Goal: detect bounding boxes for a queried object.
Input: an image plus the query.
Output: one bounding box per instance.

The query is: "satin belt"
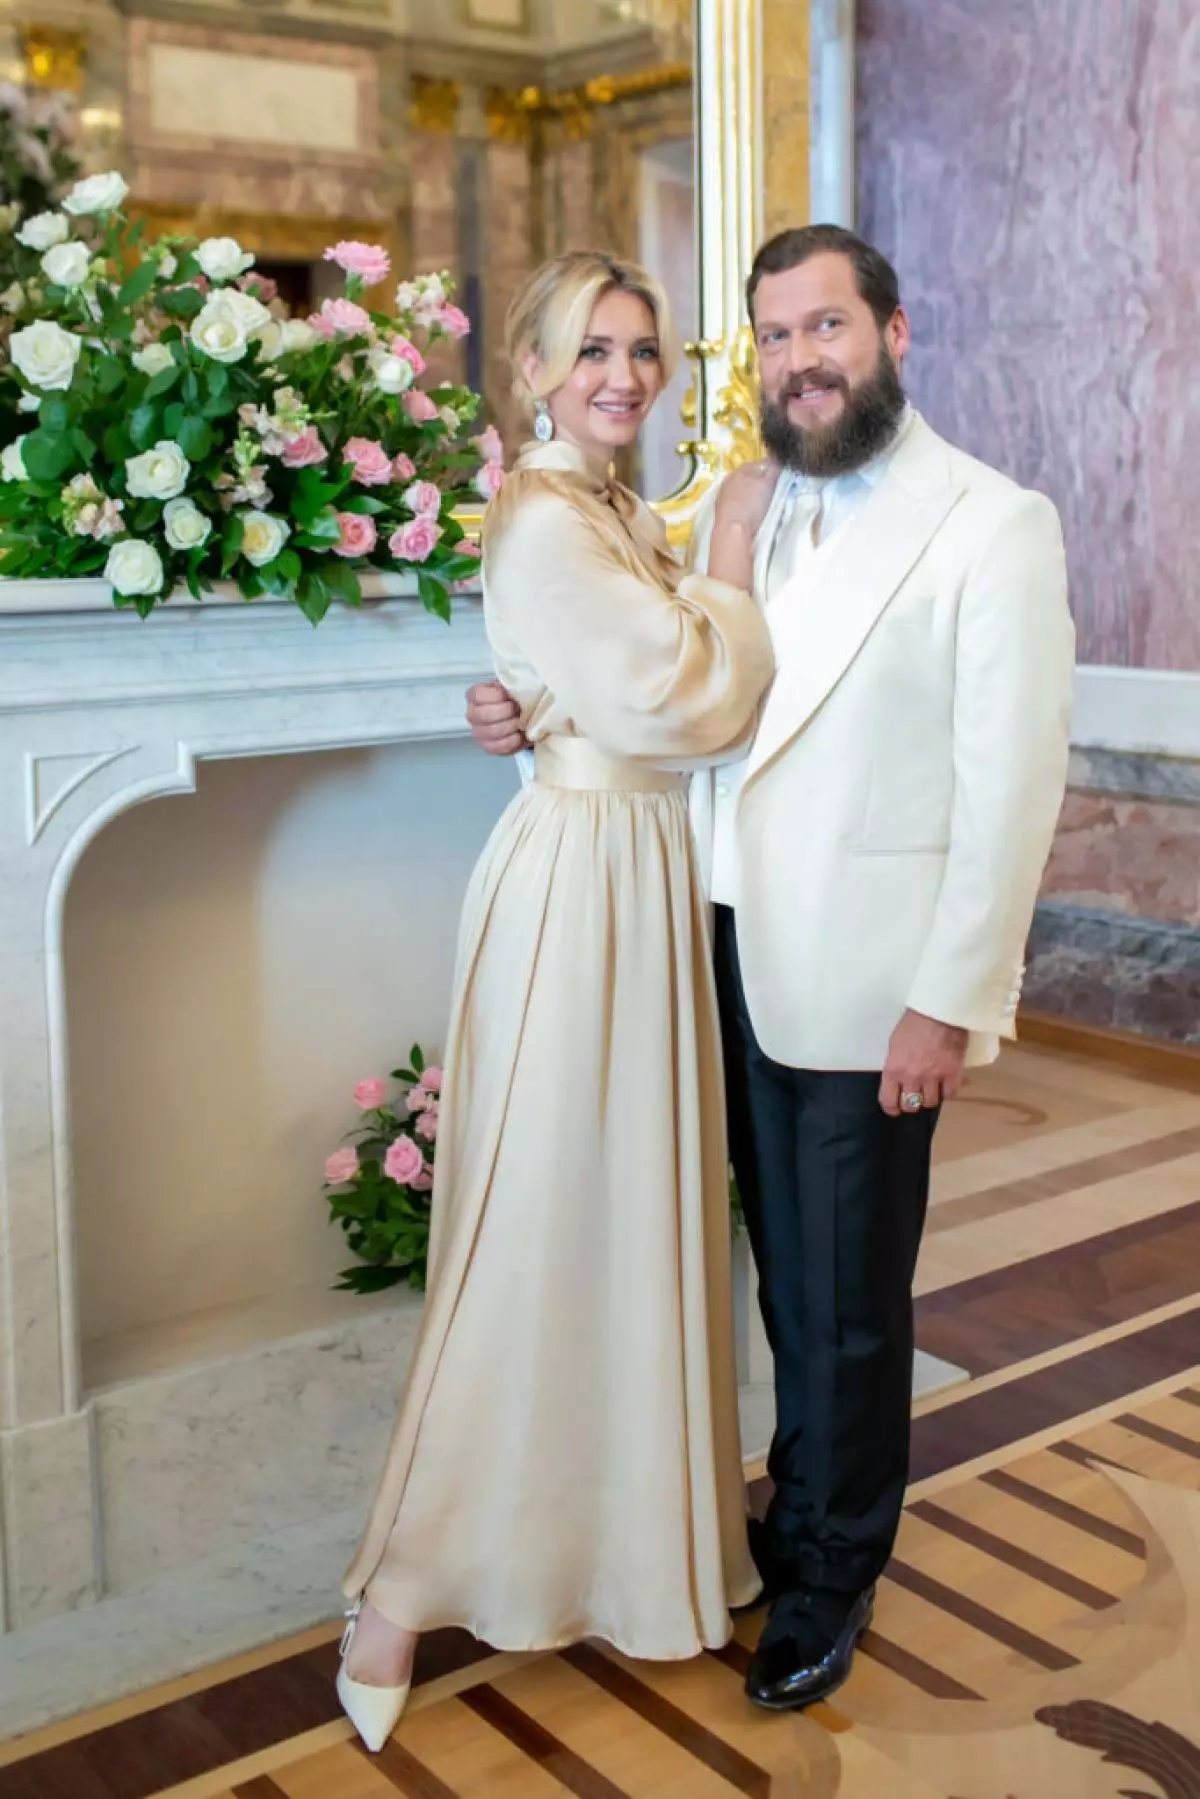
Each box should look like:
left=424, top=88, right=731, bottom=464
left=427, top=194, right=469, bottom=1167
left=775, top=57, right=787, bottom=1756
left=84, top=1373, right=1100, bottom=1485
left=533, top=738, right=686, bottom=795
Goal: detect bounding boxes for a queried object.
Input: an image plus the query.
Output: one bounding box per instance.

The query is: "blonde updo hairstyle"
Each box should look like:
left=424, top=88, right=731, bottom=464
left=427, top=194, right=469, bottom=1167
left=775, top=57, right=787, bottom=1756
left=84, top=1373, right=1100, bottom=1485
left=482, top=251, right=680, bottom=576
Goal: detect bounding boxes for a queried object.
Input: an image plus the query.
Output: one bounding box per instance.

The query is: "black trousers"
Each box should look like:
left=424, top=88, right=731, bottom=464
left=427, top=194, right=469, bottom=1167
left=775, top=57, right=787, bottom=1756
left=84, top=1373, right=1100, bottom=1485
left=714, top=906, right=938, bottom=1601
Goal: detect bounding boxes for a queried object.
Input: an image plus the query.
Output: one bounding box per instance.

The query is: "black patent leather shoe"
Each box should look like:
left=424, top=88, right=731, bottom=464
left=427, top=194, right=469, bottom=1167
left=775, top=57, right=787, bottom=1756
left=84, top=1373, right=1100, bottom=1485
left=744, top=1586, right=875, bottom=1711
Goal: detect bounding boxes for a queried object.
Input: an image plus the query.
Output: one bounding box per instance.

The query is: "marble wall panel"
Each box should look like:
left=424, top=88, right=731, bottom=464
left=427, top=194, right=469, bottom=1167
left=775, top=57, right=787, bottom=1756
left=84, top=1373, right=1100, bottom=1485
left=856, top=0, right=1200, bottom=670
left=1042, top=791, right=1200, bottom=928
left=484, top=138, right=535, bottom=451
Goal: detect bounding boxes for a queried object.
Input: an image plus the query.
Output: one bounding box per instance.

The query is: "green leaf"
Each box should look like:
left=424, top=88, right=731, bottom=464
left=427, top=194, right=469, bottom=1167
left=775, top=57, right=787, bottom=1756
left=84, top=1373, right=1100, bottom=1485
left=416, top=570, right=451, bottom=622
left=163, top=402, right=184, bottom=436
left=334, top=1265, right=407, bottom=1294
left=95, top=356, right=127, bottom=396
left=38, top=396, right=71, bottom=433
left=277, top=549, right=302, bottom=584
left=319, top=560, right=362, bottom=608
left=299, top=507, right=342, bottom=546
left=129, top=403, right=160, bottom=449
left=296, top=567, right=332, bottom=625
left=176, top=414, right=213, bottom=460
left=21, top=431, right=75, bottom=482
left=340, top=494, right=387, bottom=516
left=117, top=259, right=160, bottom=309
left=205, top=363, right=230, bottom=400
left=410, top=1044, right=425, bottom=1073
left=143, top=364, right=182, bottom=401
left=71, top=426, right=96, bottom=463
left=159, top=285, right=205, bottom=319
left=220, top=513, right=244, bottom=577
left=103, top=421, right=133, bottom=464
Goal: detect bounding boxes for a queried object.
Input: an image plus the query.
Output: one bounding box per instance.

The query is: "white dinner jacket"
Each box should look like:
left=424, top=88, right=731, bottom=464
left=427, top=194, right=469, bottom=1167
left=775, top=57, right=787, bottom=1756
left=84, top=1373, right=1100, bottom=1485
left=690, top=412, right=1075, bottom=1071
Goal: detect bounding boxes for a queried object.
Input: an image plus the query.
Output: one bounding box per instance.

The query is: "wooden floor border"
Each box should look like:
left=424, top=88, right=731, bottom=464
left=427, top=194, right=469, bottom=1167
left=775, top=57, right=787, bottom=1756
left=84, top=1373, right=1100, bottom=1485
left=1018, top=1009, right=1200, bottom=1092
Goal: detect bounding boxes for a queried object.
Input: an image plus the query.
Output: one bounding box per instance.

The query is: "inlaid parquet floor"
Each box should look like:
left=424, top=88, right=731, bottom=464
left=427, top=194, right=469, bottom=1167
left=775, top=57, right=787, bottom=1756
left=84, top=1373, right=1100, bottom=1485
left=3, top=1039, right=1199, bottom=1798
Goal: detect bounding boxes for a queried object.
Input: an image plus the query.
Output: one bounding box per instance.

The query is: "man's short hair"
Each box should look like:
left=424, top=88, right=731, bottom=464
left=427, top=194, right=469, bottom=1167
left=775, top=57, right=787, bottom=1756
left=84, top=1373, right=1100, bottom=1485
left=747, top=225, right=902, bottom=329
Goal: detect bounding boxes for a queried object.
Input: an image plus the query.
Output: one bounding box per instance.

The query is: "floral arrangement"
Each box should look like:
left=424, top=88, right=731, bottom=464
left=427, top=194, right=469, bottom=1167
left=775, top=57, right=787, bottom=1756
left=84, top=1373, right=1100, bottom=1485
left=324, top=1049, right=746, bottom=1299
left=323, top=1048, right=442, bottom=1293
left=0, top=170, right=506, bottom=620
left=0, top=81, right=81, bottom=294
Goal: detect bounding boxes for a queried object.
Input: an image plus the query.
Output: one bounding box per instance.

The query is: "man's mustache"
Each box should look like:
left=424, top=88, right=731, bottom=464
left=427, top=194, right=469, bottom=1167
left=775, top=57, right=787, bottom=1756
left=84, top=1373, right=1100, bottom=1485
left=774, top=371, right=849, bottom=402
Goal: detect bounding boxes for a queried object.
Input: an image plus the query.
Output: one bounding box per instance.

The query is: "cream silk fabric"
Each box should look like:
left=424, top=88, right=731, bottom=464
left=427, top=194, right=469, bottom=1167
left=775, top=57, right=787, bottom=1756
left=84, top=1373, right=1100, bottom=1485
left=342, top=441, right=774, bottom=1658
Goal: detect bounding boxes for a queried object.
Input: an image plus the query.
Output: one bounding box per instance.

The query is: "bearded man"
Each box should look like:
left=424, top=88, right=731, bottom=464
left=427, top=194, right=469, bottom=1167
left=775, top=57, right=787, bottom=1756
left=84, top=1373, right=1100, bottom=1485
left=467, top=223, right=1075, bottom=1710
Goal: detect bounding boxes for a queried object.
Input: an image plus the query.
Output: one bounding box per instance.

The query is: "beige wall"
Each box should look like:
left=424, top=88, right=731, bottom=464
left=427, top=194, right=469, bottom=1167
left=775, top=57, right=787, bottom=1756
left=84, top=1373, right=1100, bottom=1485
left=66, top=741, right=514, bottom=1367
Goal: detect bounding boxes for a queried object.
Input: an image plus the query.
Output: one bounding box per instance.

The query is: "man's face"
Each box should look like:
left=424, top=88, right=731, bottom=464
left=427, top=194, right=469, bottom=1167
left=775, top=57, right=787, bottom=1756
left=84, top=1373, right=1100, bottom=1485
left=753, top=251, right=911, bottom=477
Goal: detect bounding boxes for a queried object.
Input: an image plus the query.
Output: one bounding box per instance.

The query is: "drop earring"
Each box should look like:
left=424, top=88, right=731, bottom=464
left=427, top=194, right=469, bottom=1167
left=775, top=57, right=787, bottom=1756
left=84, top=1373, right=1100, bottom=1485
left=533, top=400, right=555, bottom=443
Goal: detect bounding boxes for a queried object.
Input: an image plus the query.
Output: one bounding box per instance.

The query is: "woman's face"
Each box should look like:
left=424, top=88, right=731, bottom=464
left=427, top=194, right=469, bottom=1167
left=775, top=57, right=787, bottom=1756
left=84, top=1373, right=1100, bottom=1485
left=535, top=288, right=665, bottom=458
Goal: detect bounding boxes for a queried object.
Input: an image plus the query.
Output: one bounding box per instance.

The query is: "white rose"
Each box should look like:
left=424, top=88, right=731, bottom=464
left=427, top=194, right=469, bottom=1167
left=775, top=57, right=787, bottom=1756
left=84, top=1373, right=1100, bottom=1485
left=63, top=171, right=129, bottom=216
left=221, top=289, right=271, bottom=333
left=41, top=240, right=91, bottom=288
left=281, top=318, right=319, bottom=354
left=1, top=436, right=29, bottom=482
left=190, top=296, right=251, bottom=364
left=132, top=342, right=175, bottom=377
left=16, top=209, right=68, bottom=250
left=239, top=510, right=290, bottom=567
left=255, top=320, right=283, bottom=362
left=196, top=236, right=254, bottom=282
left=10, top=318, right=82, bottom=390
left=163, top=497, right=212, bottom=550
left=105, top=538, right=164, bottom=597
left=126, top=439, right=190, bottom=500
left=157, top=251, right=178, bottom=280
left=368, top=345, right=415, bottom=395
left=17, top=393, right=40, bottom=412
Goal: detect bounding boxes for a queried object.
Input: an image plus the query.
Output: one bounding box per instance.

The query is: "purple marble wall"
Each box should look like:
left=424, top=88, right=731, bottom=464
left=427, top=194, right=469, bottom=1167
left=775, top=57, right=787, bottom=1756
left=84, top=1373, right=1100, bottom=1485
left=856, top=0, right=1200, bottom=670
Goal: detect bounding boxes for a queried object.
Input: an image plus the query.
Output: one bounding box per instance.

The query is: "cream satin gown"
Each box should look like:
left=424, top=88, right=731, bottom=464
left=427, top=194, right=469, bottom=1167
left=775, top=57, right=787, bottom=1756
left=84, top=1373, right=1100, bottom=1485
left=343, top=440, right=774, bottom=1659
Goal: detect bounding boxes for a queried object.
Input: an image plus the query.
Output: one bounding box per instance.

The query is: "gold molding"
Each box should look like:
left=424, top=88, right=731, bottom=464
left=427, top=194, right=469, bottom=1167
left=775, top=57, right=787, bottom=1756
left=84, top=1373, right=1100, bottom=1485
left=485, top=86, right=532, bottom=144
left=410, top=75, right=461, bottom=135
left=22, top=24, right=86, bottom=92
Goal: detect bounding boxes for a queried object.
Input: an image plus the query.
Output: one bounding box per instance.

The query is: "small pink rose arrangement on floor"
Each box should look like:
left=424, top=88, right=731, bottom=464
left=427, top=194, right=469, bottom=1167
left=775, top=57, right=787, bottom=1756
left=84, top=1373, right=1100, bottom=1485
left=323, top=1047, right=444, bottom=1292
left=1, top=200, right=505, bottom=622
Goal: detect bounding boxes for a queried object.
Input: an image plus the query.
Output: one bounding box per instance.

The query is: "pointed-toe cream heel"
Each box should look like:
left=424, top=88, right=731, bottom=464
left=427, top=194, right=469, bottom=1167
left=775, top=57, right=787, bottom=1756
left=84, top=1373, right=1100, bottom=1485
left=337, top=1598, right=411, bottom=1753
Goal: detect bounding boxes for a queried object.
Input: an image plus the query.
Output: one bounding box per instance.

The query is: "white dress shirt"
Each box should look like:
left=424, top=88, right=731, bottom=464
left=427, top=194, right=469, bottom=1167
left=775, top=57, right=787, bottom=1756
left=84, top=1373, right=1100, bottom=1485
left=709, top=408, right=916, bottom=908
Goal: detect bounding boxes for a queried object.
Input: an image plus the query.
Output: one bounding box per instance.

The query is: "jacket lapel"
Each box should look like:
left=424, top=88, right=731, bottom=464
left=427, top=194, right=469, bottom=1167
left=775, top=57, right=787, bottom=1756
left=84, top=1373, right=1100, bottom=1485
left=744, top=417, right=965, bottom=785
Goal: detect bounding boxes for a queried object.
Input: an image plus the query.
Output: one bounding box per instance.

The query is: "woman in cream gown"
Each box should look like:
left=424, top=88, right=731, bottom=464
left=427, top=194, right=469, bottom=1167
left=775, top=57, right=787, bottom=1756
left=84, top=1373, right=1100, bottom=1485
left=338, top=250, right=777, bottom=1744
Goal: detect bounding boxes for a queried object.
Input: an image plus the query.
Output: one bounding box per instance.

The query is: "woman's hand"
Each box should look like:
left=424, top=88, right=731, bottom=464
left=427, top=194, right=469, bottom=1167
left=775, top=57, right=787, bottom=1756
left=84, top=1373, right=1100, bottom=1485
left=708, top=461, right=780, bottom=588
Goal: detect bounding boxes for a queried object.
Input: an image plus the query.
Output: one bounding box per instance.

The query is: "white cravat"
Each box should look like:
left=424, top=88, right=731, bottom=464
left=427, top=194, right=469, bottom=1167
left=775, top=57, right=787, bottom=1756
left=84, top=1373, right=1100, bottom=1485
left=709, top=410, right=917, bottom=908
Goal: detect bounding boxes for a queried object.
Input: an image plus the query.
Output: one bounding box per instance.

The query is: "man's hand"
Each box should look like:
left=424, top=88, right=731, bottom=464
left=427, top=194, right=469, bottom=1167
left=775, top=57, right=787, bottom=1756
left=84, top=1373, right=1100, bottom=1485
left=879, top=1009, right=968, bottom=1117
left=466, top=680, right=527, bottom=756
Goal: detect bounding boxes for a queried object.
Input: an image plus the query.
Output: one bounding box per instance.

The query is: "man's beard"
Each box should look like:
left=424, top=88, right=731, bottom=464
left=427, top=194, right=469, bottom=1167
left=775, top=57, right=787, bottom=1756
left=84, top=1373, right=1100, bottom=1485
left=759, top=347, right=906, bottom=477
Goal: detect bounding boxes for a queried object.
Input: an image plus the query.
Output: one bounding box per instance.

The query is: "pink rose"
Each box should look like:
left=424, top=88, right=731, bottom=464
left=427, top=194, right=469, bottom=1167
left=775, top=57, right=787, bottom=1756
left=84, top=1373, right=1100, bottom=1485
left=420, top=1067, right=443, bottom=1093
left=342, top=437, right=393, bottom=486
left=474, top=460, right=505, bottom=501
left=280, top=426, right=328, bottom=469
left=324, top=240, right=391, bottom=285
left=457, top=540, right=482, bottom=560
left=324, top=1145, right=359, bottom=1185
left=384, top=1136, right=425, bottom=1186
left=391, top=453, right=416, bottom=482
left=403, top=479, right=442, bottom=518
left=437, top=304, right=471, bottom=340
left=472, top=425, right=504, bottom=464
left=333, top=510, right=378, bottom=558
left=388, top=335, right=426, bottom=377
left=389, top=517, right=443, bottom=563
left=403, top=390, right=439, bottom=424
left=353, top=1078, right=388, bottom=1110
left=240, top=273, right=278, bottom=305
left=410, top=1169, right=434, bottom=1192
left=415, top=1104, right=439, bottom=1143
left=313, top=298, right=374, bottom=338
